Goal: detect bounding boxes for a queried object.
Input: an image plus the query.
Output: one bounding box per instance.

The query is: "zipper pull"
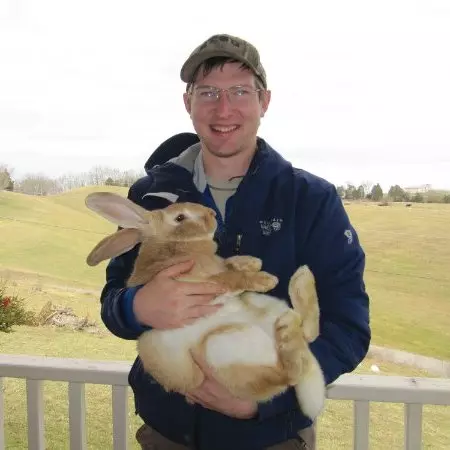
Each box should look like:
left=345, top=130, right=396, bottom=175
left=234, top=233, right=242, bottom=254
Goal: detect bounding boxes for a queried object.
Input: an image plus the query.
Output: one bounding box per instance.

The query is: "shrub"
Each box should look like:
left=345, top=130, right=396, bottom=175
left=0, top=282, right=36, bottom=333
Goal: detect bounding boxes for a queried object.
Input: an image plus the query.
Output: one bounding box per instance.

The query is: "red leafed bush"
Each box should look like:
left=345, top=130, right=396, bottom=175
left=0, top=283, right=36, bottom=333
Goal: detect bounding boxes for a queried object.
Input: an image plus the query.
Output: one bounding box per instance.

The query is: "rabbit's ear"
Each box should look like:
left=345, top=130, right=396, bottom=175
left=87, top=228, right=141, bottom=266
left=85, top=192, right=149, bottom=229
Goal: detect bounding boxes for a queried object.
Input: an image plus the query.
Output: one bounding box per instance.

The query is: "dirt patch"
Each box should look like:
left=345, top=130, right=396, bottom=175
left=368, top=344, right=450, bottom=377
left=36, top=301, right=102, bottom=334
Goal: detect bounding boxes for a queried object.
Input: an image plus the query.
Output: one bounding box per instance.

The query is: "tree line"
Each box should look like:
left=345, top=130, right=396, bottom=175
left=1, top=164, right=449, bottom=203
left=0, top=164, right=145, bottom=196
left=336, top=181, right=450, bottom=204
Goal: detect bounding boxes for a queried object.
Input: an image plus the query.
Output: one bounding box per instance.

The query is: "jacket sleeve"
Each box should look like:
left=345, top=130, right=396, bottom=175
left=258, top=185, right=371, bottom=420
left=98, top=184, right=151, bottom=340
left=306, top=186, right=371, bottom=385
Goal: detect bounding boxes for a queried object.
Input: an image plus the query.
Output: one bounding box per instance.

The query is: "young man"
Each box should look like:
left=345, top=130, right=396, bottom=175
left=100, top=34, right=371, bottom=450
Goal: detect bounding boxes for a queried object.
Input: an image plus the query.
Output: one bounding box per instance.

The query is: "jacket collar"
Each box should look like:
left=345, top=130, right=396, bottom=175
left=142, top=136, right=293, bottom=206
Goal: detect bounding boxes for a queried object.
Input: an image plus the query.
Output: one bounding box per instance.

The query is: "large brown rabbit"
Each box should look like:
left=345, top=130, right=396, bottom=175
left=85, top=191, right=326, bottom=420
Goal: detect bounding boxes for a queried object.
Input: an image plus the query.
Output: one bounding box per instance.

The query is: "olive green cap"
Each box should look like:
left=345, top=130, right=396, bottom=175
left=180, top=34, right=267, bottom=88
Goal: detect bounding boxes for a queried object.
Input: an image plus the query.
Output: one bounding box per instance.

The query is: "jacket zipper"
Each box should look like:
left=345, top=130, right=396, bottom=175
left=234, top=233, right=242, bottom=254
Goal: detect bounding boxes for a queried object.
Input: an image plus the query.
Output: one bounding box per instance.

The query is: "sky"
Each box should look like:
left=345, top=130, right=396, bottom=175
left=1, top=0, right=449, bottom=192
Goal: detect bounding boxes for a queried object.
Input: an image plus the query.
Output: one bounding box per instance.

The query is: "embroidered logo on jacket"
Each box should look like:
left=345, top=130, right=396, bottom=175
left=259, top=218, right=283, bottom=236
left=344, top=229, right=353, bottom=244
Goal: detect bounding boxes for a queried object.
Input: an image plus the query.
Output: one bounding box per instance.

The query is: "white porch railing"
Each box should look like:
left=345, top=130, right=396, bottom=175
left=1, top=354, right=449, bottom=450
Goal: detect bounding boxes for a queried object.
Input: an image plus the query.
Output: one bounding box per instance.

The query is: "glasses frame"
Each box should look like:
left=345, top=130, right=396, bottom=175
left=189, top=84, right=264, bottom=104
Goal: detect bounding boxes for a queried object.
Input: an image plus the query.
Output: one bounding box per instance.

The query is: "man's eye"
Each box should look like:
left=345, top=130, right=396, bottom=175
left=175, top=214, right=185, bottom=222
left=199, top=90, right=216, bottom=97
left=234, top=88, right=249, bottom=96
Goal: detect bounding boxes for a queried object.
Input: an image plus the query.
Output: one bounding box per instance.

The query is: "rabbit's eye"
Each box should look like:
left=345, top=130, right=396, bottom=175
left=175, top=214, right=186, bottom=222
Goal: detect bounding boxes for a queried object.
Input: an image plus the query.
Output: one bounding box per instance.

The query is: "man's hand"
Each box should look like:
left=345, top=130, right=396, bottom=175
left=186, top=350, right=258, bottom=419
left=133, top=259, right=226, bottom=329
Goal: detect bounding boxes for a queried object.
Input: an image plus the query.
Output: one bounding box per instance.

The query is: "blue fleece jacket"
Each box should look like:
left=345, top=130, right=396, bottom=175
left=99, top=137, right=370, bottom=450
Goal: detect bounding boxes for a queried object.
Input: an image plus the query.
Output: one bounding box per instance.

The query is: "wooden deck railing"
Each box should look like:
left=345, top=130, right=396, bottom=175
left=1, top=354, right=449, bottom=450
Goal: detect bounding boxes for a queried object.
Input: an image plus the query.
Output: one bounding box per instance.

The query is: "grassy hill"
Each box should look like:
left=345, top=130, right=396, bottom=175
left=1, top=189, right=450, bottom=359
left=0, top=186, right=128, bottom=286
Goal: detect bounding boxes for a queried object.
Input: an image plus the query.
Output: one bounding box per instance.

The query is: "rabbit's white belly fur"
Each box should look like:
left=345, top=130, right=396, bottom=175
left=144, top=292, right=291, bottom=369
left=207, top=292, right=290, bottom=368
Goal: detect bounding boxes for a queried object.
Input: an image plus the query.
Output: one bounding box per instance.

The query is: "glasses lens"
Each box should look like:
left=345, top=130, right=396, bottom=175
left=193, top=86, right=259, bottom=103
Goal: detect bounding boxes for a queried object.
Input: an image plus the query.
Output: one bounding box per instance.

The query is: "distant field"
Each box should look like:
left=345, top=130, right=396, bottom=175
left=343, top=201, right=450, bottom=360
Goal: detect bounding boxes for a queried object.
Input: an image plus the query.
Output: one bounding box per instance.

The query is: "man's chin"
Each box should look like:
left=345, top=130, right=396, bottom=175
left=201, top=136, right=239, bottom=158
left=206, top=147, right=242, bottom=159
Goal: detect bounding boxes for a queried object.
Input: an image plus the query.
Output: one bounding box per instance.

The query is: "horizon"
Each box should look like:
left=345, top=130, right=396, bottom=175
left=2, top=157, right=448, bottom=195
left=1, top=0, right=449, bottom=191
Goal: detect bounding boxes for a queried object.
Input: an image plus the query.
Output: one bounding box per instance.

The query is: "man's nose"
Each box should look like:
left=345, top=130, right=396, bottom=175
left=215, top=90, right=233, bottom=115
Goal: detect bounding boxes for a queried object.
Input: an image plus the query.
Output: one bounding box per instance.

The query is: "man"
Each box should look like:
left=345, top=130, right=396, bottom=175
left=100, top=34, right=371, bottom=450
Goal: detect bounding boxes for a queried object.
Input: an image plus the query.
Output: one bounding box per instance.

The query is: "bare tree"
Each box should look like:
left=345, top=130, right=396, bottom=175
left=16, top=174, right=62, bottom=196
left=122, top=169, right=144, bottom=186
left=88, top=165, right=108, bottom=185
left=5, top=163, right=145, bottom=194
left=57, top=172, right=90, bottom=191
left=0, top=164, right=14, bottom=190
left=361, top=180, right=374, bottom=197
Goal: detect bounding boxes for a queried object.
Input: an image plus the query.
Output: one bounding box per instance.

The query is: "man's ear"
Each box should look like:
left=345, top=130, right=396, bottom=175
left=183, top=92, right=192, bottom=115
left=260, top=90, right=271, bottom=117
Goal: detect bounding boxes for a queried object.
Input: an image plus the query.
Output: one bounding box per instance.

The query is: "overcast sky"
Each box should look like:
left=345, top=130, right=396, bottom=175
left=1, top=0, right=449, bottom=191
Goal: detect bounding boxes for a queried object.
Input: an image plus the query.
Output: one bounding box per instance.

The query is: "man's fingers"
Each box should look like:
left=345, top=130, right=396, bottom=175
left=182, top=281, right=226, bottom=296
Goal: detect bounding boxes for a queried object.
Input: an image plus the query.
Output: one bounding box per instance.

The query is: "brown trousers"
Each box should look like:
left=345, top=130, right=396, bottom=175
left=136, top=423, right=315, bottom=450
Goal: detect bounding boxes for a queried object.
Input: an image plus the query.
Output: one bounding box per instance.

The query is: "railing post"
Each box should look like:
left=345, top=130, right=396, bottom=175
left=353, top=400, right=370, bottom=450
left=405, top=403, right=423, bottom=450
left=112, top=385, right=129, bottom=450
left=26, top=379, right=45, bottom=450
left=69, top=382, right=87, bottom=450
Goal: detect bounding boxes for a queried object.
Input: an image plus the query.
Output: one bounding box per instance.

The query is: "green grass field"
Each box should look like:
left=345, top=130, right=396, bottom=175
left=1, top=188, right=449, bottom=449
left=343, top=201, right=450, bottom=360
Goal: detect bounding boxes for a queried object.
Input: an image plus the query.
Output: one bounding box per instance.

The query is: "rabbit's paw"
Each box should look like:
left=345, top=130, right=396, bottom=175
left=248, top=271, right=279, bottom=292
left=288, top=265, right=320, bottom=342
left=275, top=311, right=310, bottom=384
left=225, top=255, right=262, bottom=272
left=275, top=310, right=304, bottom=352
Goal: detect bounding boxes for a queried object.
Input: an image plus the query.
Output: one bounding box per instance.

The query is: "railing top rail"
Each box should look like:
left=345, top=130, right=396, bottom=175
left=327, top=374, right=450, bottom=405
left=0, top=354, right=131, bottom=386
left=1, top=354, right=450, bottom=406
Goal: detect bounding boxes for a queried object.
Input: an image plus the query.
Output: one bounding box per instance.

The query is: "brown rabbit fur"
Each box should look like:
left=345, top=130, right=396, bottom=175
left=87, top=194, right=279, bottom=293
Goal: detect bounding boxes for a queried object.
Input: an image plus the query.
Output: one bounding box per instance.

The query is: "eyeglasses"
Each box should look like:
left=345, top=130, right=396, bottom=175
left=191, top=85, right=263, bottom=104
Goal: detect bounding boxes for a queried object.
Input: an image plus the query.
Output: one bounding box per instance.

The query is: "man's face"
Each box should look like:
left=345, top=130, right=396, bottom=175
left=183, top=62, right=271, bottom=159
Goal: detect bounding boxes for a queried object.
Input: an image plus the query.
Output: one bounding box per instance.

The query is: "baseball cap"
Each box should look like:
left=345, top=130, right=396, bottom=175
left=180, top=34, right=267, bottom=88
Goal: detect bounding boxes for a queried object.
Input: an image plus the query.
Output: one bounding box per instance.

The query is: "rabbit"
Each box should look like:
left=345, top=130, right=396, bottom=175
left=85, top=191, right=326, bottom=420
